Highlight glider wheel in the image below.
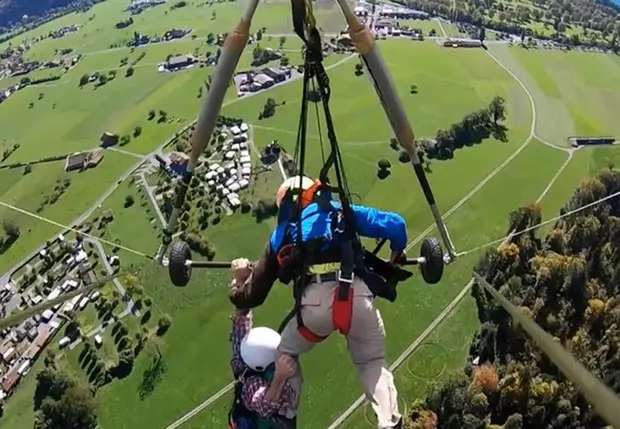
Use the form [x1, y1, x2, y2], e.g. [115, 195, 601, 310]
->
[420, 237, 444, 285]
[169, 241, 192, 287]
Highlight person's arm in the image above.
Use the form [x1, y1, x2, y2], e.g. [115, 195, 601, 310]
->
[350, 204, 408, 251]
[241, 375, 288, 417]
[229, 241, 280, 310]
[230, 309, 252, 376]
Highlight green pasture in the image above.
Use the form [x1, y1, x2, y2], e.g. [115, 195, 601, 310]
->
[30, 39, 558, 429]
[397, 19, 442, 35]
[491, 44, 620, 144]
[4, 0, 341, 62]
[3, 0, 620, 427]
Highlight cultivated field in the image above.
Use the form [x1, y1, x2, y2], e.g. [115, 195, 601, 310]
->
[1, 0, 620, 428]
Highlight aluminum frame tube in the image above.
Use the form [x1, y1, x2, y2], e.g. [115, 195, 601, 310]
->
[156, 0, 260, 264]
[334, 0, 456, 259]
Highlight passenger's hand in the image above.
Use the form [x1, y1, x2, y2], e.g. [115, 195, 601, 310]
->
[274, 354, 297, 379]
[230, 258, 252, 285]
[389, 250, 405, 265]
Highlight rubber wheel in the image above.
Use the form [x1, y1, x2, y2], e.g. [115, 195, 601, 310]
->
[419, 237, 444, 285]
[169, 241, 192, 287]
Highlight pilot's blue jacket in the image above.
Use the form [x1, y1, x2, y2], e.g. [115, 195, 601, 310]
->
[229, 200, 408, 310]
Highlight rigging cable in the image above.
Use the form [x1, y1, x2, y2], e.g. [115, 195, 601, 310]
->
[454, 189, 620, 257]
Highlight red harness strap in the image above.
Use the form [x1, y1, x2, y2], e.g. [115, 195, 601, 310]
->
[297, 325, 328, 343]
[332, 287, 354, 335]
[296, 286, 354, 343]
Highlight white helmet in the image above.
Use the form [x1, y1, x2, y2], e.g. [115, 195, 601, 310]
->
[276, 175, 315, 208]
[240, 327, 281, 372]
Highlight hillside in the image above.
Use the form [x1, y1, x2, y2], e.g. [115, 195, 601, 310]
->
[0, 0, 91, 28]
[407, 167, 620, 429]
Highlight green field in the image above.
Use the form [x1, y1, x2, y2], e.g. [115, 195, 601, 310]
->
[2, 1, 620, 428]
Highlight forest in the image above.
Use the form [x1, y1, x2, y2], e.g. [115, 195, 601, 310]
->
[397, 0, 620, 50]
[407, 167, 620, 429]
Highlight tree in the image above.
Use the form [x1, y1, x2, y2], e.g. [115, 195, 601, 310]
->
[34, 367, 75, 410]
[478, 26, 486, 43]
[148, 110, 156, 120]
[124, 195, 135, 208]
[280, 55, 290, 67]
[377, 159, 391, 171]
[125, 67, 134, 78]
[35, 383, 97, 429]
[489, 96, 506, 124]
[279, 36, 286, 48]
[206, 32, 215, 44]
[133, 126, 142, 137]
[157, 314, 172, 335]
[120, 135, 131, 146]
[38, 92, 44, 100]
[98, 74, 108, 85]
[29, 102, 34, 109]
[261, 98, 277, 119]
[354, 63, 363, 76]
[24, 163, 32, 174]
[211, 11, 216, 20]
[2, 219, 20, 239]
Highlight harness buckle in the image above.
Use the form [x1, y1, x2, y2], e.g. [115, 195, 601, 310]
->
[337, 270, 354, 284]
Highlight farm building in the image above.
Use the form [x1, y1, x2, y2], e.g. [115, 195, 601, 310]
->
[261, 67, 287, 83]
[569, 136, 616, 147]
[253, 74, 275, 89]
[164, 28, 191, 41]
[100, 132, 119, 148]
[64, 149, 104, 172]
[164, 54, 197, 71]
[443, 38, 482, 48]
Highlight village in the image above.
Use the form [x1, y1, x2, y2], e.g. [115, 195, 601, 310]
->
[0, 231, 131, 401]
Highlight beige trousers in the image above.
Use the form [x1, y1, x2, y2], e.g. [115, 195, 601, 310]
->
[277, 278, 401, 428]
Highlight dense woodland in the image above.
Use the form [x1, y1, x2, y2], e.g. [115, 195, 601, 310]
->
[398, 0, 620, 49]
[408, 168, 620, 429]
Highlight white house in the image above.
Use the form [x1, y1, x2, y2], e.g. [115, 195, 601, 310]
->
[207, 180, 215, 187]
[75, 250, 88, 264]
[230, 125, 241, 135]
[230, 168, 238, 176]
[58, 337, 71, 348]
[90, 291, 100, 301]
[224, 151, 235, 160]
[78, 297, 89, 310]
[240, 150, 250, 157]
[216, 167, 225, 174]
[31, 295, 43, 305]
[239, 178, 250, 189]
[240, 156, 251, 164]
[17, 360, 31, 376]
[242, 167, 251, 176]
[42, 309, 54, 322]
[240, 123, 249, 132]
[94, 335, 103, 346]
[209, 163, 220, 171]
[225, 177, 236, 187]
[229, 183, 240, 192]
[231, 143, 240, 151]
[47, 288, 61, 301]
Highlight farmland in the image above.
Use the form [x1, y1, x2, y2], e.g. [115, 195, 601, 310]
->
[1, 0, 620, 428]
